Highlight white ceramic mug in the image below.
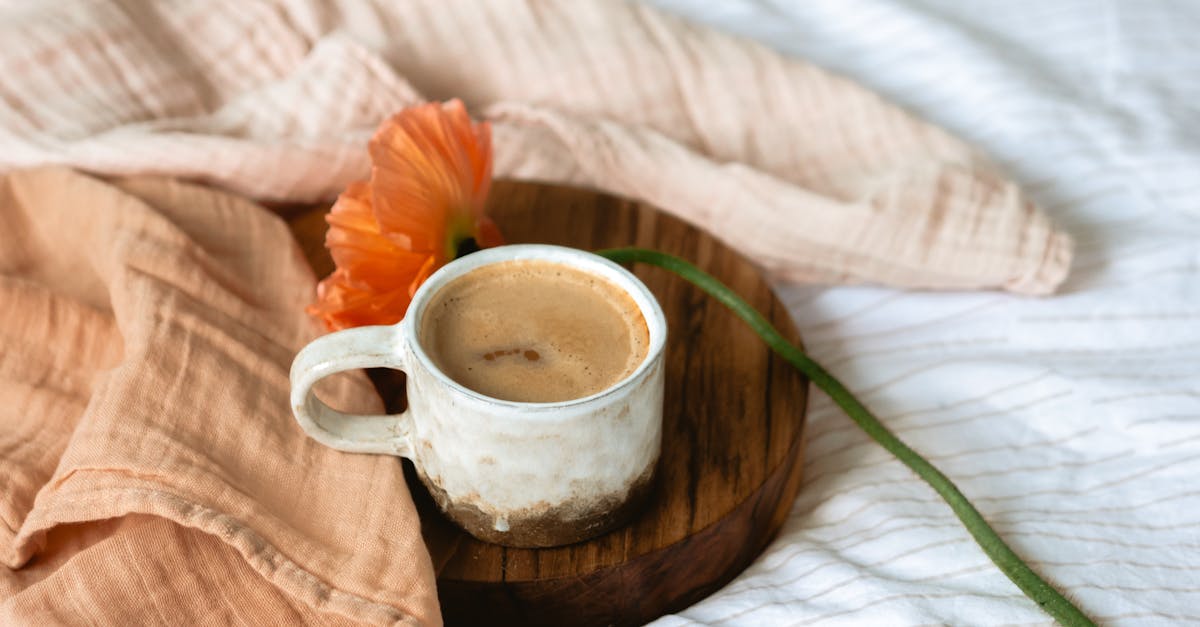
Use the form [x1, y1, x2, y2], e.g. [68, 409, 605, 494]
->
[290, 244, 667, 547]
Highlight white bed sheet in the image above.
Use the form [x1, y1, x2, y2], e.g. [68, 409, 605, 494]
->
[640, 1, 1200, 625]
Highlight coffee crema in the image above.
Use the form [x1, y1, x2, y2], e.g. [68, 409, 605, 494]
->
[419, 259, 650, 403]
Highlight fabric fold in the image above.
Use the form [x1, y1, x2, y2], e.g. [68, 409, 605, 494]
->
[0, 168, 438, 625]
[0, 0, 1071, 295]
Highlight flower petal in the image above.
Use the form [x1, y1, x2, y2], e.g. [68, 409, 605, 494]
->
[324, 181, 430, 292]
[308, 100, 503, 331]
[369, 99, 493, 261]
[310, 181, 432, 328]
[307, 269, 414, 331]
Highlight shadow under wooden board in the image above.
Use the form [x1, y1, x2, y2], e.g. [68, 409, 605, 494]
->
[286, 181, 809, 627]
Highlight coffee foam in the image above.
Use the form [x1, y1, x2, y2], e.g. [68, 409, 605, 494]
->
[419, 259, 650, 403]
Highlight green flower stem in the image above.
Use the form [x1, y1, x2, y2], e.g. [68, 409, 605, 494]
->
[596, 247, 1094, 627]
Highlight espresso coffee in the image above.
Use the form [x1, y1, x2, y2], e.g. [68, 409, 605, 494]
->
[419, 259, 650, 403]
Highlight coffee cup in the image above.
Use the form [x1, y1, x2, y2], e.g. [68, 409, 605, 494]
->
[290, 244, 667, 547]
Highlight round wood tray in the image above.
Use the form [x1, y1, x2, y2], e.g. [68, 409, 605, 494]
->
[287, 182, 809, 627]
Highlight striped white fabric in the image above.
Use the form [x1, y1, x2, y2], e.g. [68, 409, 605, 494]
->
[645, 1, 1200, 625]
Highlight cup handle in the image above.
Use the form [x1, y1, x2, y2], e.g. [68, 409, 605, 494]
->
[289, 324, 413, 456]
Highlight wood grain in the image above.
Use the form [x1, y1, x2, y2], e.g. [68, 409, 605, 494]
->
[287, 181, 809, 627]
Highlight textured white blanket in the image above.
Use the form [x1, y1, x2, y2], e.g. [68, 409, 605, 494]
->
[646, 1, 1200, 625]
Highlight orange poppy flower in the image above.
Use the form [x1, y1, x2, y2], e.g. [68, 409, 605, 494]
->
[308, 100, 503, 331]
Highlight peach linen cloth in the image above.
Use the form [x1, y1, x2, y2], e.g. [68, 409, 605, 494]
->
[0, 0, 1072, 625]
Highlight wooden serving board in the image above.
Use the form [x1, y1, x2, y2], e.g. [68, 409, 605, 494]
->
[287, 182, 809, 627]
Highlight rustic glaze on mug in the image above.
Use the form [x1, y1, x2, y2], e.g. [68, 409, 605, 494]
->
[290, 245, 667, 547]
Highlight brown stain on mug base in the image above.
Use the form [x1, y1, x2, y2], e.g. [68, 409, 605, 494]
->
[421, 464, 658, 548]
